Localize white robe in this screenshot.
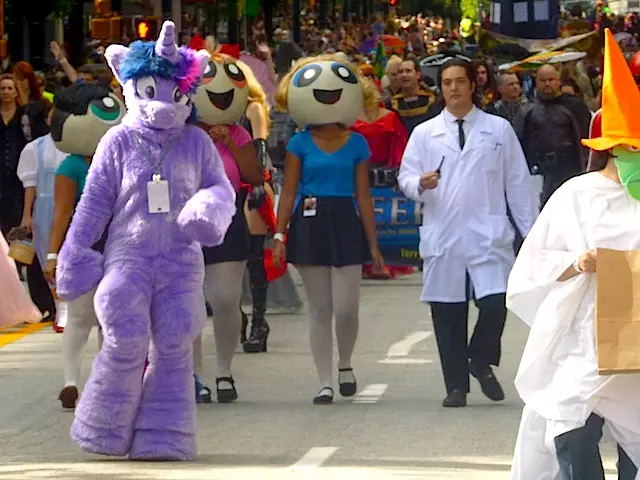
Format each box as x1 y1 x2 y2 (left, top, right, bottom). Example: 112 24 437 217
507 172 640 479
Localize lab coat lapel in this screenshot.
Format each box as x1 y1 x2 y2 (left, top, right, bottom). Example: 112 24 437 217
462 110 493 155
430 112 460 153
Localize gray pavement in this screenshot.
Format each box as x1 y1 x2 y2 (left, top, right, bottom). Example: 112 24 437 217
0 273 620 479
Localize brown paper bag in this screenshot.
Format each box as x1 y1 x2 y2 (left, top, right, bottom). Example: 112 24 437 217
596 248 640 375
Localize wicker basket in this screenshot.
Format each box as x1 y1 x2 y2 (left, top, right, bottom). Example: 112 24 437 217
8 241 35 265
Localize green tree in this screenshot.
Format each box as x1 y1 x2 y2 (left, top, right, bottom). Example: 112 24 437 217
460 0 478 20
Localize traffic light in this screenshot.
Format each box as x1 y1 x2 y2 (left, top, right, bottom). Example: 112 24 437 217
389 0 398 5
135 18 159 40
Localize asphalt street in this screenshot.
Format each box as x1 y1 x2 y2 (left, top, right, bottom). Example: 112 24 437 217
0 272 621 479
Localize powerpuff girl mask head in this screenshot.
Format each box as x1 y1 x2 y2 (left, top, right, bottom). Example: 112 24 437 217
51 82 125 157
286 58 364 128
614 146 640 200
193 54 249 126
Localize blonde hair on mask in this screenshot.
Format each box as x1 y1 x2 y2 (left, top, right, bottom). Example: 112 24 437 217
236 59 271 130
275 54 374 114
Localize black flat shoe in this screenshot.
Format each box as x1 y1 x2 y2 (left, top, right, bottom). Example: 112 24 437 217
313 387 334 405
216 376 238 403
469 362 505 402
442 389 467 408
338 368 357 397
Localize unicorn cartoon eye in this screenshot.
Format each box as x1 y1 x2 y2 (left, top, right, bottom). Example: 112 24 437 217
331 63 357 84
135 76 157 100
172 87 190 106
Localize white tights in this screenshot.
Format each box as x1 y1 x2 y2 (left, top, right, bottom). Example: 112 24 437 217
297 265 361 389
61 289 100 387
194 261 246 386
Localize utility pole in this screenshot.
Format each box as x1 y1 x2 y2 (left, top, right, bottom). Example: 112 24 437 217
0 0 5 62
293 0 301 43
228 0 238 44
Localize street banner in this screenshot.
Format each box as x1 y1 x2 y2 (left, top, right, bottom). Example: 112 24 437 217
479 29 598 54
369 168 422 266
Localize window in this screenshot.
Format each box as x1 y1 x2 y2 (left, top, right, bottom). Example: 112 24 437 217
514 2 528 22
534 0 549 20
491 2 502 23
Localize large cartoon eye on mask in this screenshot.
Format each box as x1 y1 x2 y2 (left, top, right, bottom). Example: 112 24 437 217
52 85 126 157
614 145 640 200
287 60 363 128
193 58 249 126
90 96 121 123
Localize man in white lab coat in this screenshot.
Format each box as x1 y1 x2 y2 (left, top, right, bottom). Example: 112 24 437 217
398 58 538 408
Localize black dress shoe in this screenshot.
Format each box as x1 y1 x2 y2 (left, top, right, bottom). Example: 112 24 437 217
443 389 467 408
469 362 505 402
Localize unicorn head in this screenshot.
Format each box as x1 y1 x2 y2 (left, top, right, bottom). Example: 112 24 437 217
104 21 210 130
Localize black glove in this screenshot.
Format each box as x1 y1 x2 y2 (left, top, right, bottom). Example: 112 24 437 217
247 185 266 210
253 138 268 171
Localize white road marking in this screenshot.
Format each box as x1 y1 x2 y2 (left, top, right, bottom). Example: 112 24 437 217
378 331 433 364
385 332 432 357
378 358 433 365
353 383 387 404
291 447 338 470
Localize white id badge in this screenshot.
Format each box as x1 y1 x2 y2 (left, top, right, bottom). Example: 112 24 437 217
303 197 317 217
147 179 170 213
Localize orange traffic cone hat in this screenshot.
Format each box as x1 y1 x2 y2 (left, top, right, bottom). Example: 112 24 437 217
582 29 640 151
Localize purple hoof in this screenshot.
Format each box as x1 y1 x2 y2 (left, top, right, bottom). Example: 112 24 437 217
129 429 196 461
71 418 130 457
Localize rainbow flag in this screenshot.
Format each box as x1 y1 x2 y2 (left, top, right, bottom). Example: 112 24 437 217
373 36 387 79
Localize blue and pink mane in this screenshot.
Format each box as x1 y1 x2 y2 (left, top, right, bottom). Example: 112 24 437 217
118 41 203 95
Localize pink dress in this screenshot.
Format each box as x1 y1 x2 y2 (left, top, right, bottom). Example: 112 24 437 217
0 232 42 327
214 124 252 191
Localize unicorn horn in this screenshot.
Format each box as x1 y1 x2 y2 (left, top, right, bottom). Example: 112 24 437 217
155 21 180 64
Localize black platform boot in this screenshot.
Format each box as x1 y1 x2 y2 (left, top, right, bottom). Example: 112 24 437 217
244 235 270 353
240 308 249 344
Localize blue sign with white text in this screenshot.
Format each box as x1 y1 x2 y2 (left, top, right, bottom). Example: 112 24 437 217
371 174 422 266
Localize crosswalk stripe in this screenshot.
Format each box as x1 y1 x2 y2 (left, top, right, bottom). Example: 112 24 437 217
0 322 52 348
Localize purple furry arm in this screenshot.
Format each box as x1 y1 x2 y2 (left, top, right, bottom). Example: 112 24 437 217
56 134 119 301
177 131 236 246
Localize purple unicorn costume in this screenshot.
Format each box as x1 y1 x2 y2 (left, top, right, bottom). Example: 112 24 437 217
55 21 236 460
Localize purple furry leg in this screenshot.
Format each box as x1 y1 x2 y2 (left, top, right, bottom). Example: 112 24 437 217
129 345 196 460
129 267 206 461
71 266 152 457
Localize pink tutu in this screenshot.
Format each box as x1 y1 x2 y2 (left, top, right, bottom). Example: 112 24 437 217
0 232 42 328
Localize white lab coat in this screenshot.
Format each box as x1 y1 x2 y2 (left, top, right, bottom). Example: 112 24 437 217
507 172 640 479
398 107 538 302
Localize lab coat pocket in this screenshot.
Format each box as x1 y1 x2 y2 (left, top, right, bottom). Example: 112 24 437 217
488 214 514 249
419 224 443 258
482 162 503 215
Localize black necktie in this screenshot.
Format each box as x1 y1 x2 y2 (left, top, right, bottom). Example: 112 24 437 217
456 119 465 150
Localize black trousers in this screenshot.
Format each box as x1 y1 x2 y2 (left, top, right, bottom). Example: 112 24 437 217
429 275 507 394
26 259 56 319
554 414 637 480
